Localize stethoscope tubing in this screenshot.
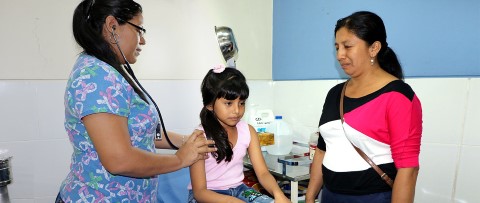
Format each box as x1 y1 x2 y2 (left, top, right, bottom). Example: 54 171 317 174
111 28 178 150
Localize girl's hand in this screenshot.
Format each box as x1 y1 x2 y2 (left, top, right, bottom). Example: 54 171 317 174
175 130 216 167
274 195 291 203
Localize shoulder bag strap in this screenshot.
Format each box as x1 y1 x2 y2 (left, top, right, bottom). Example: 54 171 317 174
340 80 394 188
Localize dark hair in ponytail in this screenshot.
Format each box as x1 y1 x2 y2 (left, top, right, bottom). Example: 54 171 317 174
200 68 249 163
72 0 147 100
335 11 404 79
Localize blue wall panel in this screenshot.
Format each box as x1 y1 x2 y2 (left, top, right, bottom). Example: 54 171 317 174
273 0 480 80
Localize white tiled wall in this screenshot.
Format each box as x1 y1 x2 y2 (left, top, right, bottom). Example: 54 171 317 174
0 78 479 202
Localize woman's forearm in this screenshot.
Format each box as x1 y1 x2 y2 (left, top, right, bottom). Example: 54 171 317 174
84 113 187 177
392 167 419 203
256 171 285 197
105 146 187 177
305 149 325 203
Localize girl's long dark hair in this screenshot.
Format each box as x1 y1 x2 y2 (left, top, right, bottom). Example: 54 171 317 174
200 68 249 163
72 0 147 101
335 11 404 80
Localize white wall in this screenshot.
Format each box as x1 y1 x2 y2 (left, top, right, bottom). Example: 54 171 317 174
0 0 272 80
0 0 479 203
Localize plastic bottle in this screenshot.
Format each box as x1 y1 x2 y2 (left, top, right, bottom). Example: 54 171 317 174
244 104 275 132
244 104 275 152
266 116 293 155
242 103 258 124
257 127 274 147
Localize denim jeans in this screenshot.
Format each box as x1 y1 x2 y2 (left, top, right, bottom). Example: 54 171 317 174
188 183 274 203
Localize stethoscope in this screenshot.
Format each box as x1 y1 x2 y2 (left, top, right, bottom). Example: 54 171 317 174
111 25 179 150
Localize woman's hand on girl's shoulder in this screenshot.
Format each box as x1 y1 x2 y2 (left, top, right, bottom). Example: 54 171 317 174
175 130 216 167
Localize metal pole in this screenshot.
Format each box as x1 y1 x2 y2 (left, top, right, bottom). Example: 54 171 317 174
0 186 10 203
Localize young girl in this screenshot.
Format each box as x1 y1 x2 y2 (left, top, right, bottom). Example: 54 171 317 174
188 65 290 203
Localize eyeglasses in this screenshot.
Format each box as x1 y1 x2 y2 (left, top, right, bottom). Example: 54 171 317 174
117 18 146 38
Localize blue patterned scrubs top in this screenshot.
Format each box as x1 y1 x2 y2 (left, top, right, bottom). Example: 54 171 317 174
59 53 159 202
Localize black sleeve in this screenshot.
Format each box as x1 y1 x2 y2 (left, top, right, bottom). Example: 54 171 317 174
316 83 344 151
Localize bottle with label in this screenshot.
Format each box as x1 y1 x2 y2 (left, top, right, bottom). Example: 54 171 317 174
244 104 275 131
244 104 275 151
266 116 293 155
257 128 274 147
